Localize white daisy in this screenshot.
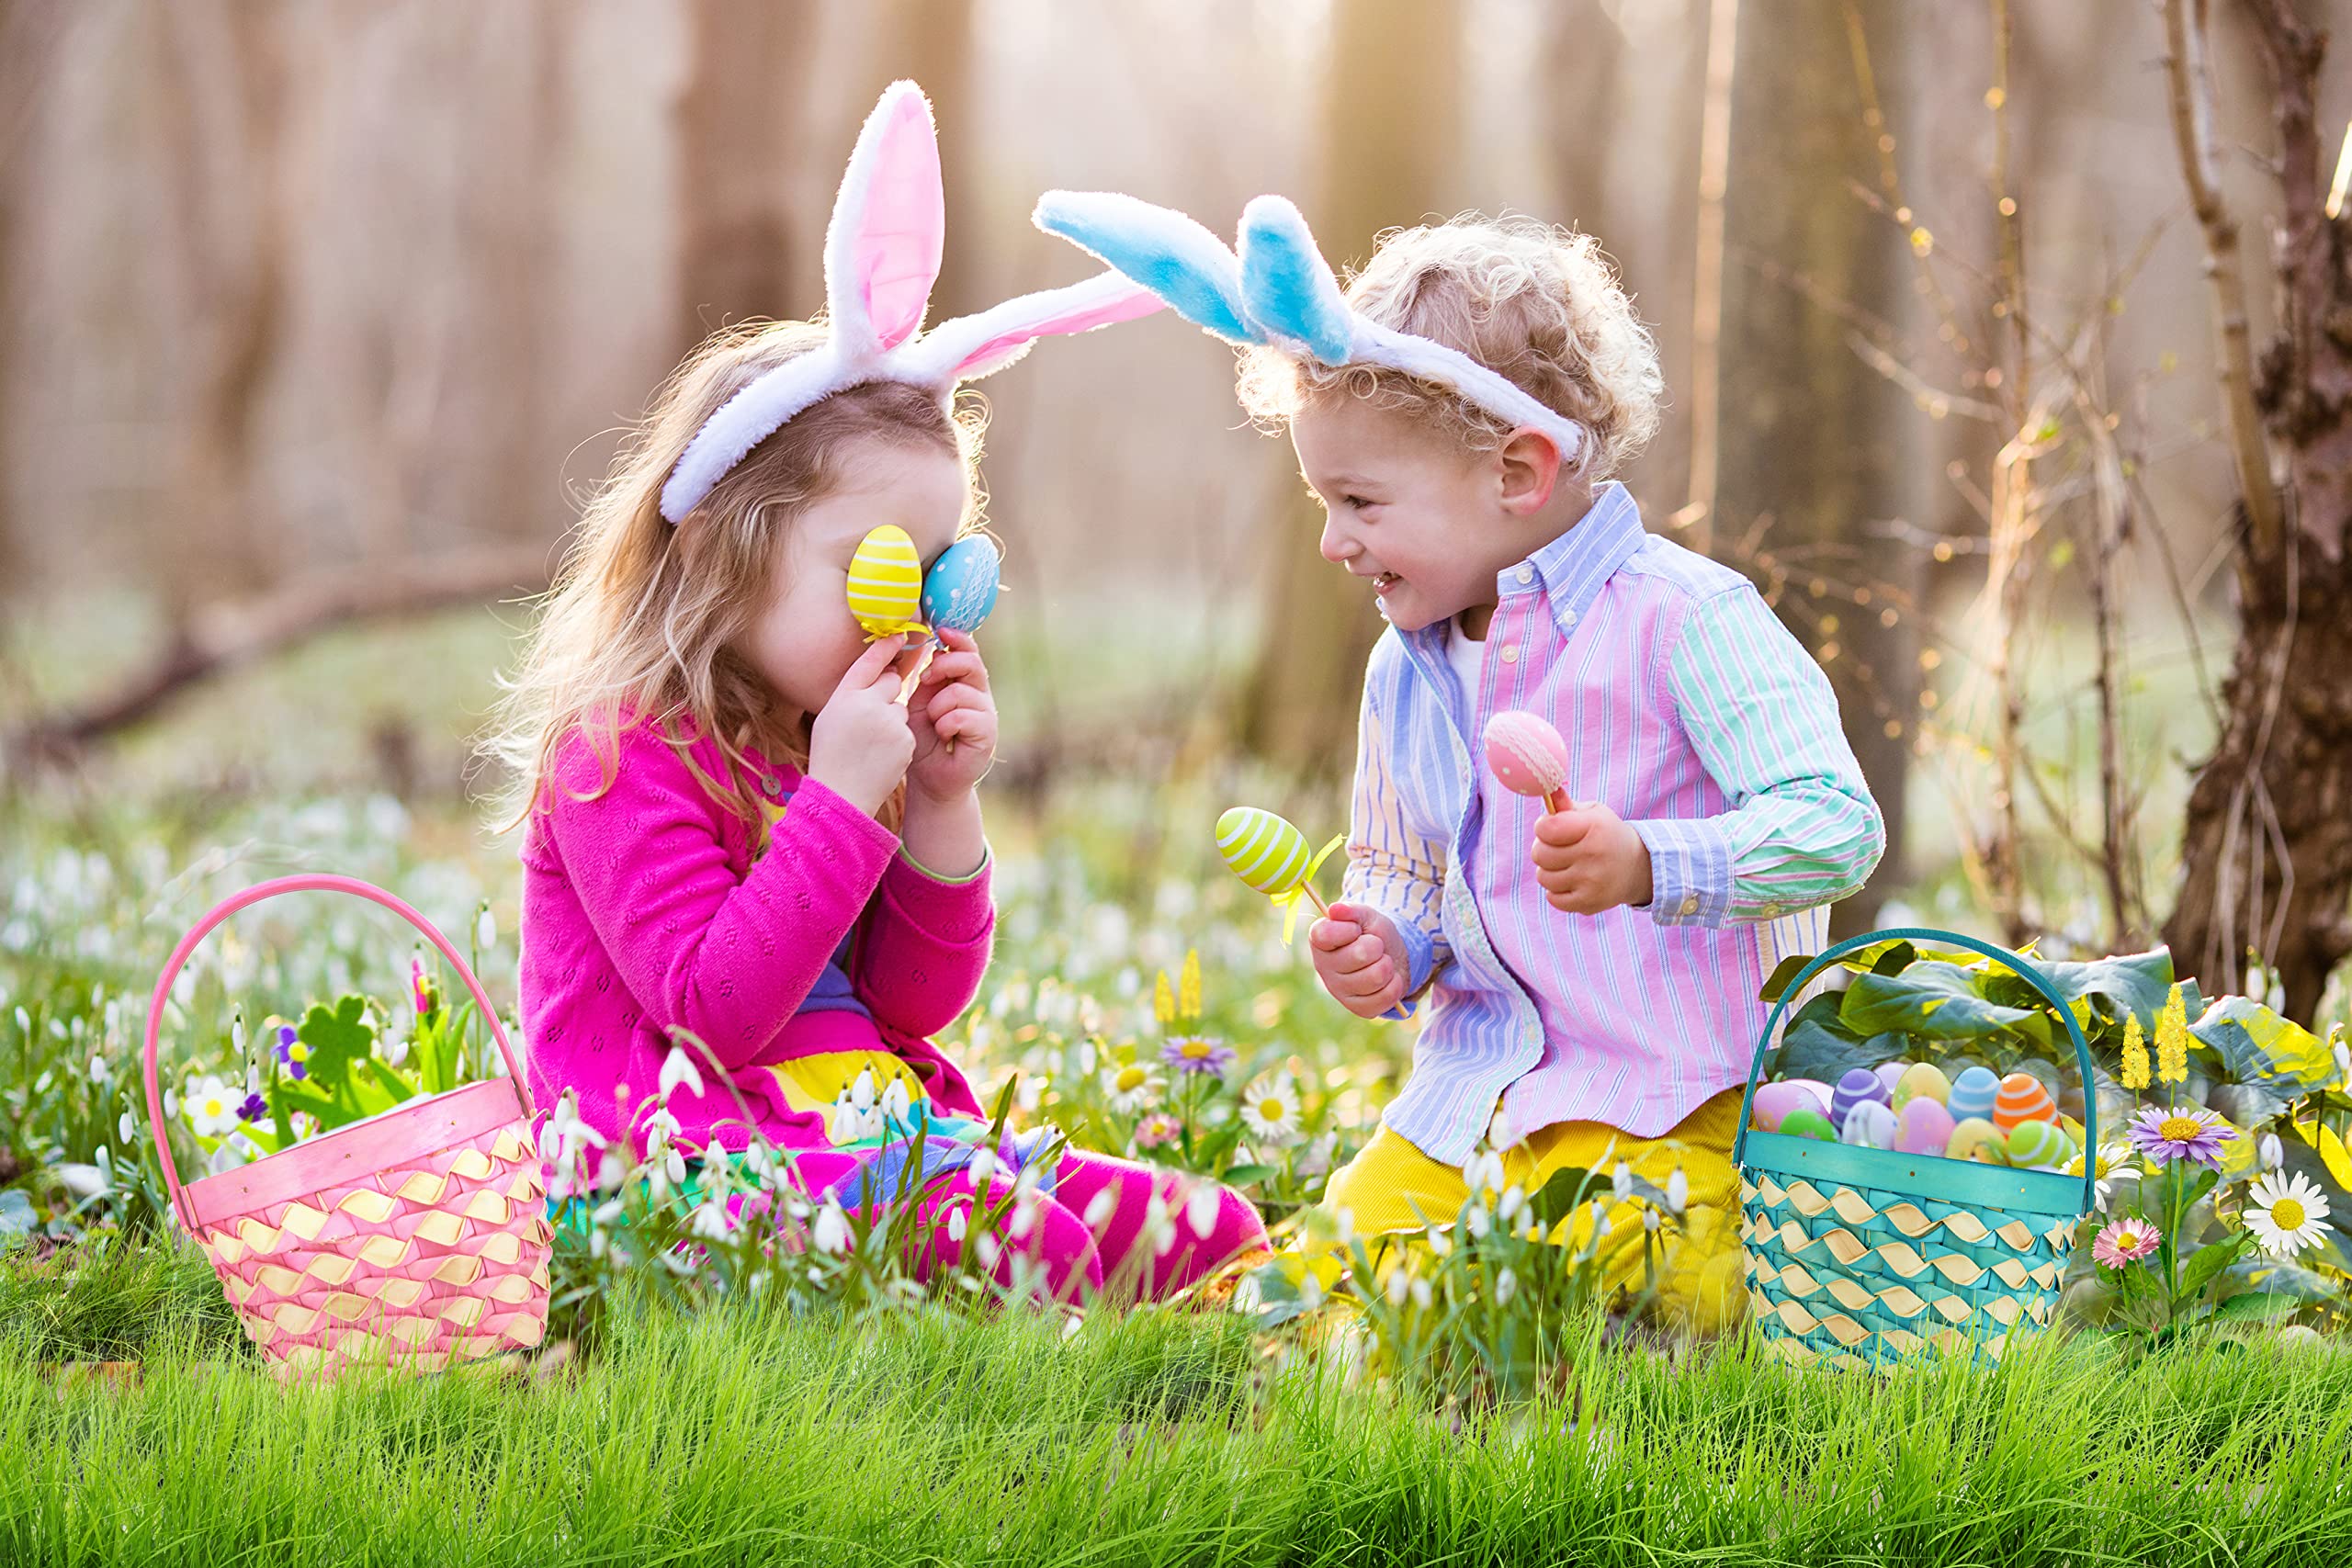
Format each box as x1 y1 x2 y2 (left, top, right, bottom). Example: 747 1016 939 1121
2244 1170 2332 1259
185 1075 237 1139
1099 1058 1164 1115
1238 1073 1303 1146
2069 1141 2140 1213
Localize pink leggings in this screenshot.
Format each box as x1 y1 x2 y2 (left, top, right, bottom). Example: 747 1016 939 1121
780 1146 1268 1303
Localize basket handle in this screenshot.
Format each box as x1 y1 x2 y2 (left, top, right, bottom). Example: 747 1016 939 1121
141 873 535 1233
1730 925 2097 1213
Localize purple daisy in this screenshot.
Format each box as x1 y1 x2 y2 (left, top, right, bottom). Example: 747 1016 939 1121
273 1022 310 1081
1159 1036 1236 1077
2125 1103 2236 1171
236 1091 267 1122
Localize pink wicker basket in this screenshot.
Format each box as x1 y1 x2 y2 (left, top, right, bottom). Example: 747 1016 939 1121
141 874 550 1378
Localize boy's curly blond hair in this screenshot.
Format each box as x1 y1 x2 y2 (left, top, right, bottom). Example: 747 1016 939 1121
1237 215 1663 481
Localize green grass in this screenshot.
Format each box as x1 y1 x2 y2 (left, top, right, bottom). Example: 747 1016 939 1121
3 1249 2348 1567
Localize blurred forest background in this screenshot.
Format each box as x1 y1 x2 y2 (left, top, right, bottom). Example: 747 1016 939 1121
1 0 2348 1016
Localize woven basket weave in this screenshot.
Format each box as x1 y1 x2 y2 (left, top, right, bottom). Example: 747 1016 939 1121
141 874 549 1379
1733 927 2096 1371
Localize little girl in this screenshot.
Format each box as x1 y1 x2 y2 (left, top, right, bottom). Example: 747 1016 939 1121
1036 193 1885 1330
491 84 1265 1301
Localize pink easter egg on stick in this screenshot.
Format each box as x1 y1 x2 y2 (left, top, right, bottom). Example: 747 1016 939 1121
1482 711 1571 814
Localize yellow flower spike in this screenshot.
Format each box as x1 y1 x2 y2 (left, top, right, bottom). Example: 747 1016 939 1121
2155 983 2191 1086
1179 949 1202 1021
1154 972 1174 1025
2120 1011 2150 1092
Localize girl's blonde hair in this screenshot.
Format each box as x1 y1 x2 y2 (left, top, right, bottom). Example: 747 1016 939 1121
1237 215 1662 480
483 321 983 834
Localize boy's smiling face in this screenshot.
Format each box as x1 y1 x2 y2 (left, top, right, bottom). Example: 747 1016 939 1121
1291 395 1579 635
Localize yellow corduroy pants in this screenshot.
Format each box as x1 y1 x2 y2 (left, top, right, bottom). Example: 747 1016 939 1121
1318 1086 1749 1335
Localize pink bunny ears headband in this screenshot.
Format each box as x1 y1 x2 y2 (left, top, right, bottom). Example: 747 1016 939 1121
660 83 1165 525
1032 191 1588 468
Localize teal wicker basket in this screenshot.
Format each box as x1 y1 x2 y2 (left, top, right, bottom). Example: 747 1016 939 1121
1733 928 2097 1370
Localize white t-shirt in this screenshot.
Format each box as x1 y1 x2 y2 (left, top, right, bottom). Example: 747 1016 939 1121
1446 614 1486 708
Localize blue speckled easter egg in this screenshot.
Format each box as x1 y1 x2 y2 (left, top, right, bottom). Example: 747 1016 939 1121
921 536 1001 636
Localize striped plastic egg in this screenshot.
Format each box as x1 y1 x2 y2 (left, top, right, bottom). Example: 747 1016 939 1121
1894 1098 1954 1156
1944 1117 2005 1164
1992 1071 2058 1130
1946 1065 2001 1124
920 535 1001 636
847 525 927 638
1893 1062 1951 1111
1215 807 1312 897
1830 1067 1891 1128
1751 1080 1826 1133
2005 1120 2073 1170
1840 1100 1899 1149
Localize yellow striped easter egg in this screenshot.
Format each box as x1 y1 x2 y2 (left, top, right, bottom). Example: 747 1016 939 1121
1216 807 1311 897
846 525 927 637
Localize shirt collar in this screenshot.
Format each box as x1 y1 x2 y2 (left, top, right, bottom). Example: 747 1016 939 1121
1517 480 1645 640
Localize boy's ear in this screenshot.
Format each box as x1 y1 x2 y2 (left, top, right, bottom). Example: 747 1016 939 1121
1496 428 1564 515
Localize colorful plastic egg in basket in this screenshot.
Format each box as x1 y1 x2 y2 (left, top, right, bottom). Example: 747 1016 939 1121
141 874 550 1380
1733 927 2095 1371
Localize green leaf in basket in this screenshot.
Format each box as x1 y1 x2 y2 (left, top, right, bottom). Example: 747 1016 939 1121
1839 959 2039 1041
1759 953 1812 1004
2188 997 2336 1099
1774 993 1909 1083
296 995 376 1092
1983 947 2176 1035
2209 1292 2300 1324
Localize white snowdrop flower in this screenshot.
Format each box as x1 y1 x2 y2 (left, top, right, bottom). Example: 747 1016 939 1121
2260 1133 2284 1171
1494 1268 1519 1306
663 1147 688 1186
657 1046 705 1103
1185 1183 1220 1239
593 1200 626 1228
476 906 498 951
1335 1206 1356 1247
812 1201 854 1254
1498 1185 1525 1224
967 1148 998 1189
1385 1267 1412 1306
1645 1207 1662 1234
1078 1037 1099 1076
1428 1226 1453 1258
1611 1162 1633 1202
1591 1202 1611 1238
88 1054 107 1085
118 1111 135 1145
829 1096 863 1145
879 1077 912 1125
1465 1204 1492 1240
2334 1034 2350 1087
1487 1105 1517 1150
690 1201 732 1242
976 1234 1003 1269
1297 1271 1324 1311
851 1067 876 1112
380 1035 410 1068
947 1204 969 1242
1083 1188 1118 1230
1666 1168 1689 1215
1012 1163 1043 1206
163 1089 177 1121
1010 1201 1037 1239
1016 1076 1046 1113
231 1014 244 1055
590 1228 609 1259
1061 1313 1085 1342
1409 1278 1432 1311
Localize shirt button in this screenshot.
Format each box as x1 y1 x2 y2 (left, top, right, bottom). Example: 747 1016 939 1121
761 775 782 796
1761 901 1783 918
1498 645 1520 664
1679 895 1700 917
1515 567 1534 584
1563 610 1579 628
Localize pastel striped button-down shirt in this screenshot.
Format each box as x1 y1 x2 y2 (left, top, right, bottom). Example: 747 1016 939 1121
1346 482 1885 1168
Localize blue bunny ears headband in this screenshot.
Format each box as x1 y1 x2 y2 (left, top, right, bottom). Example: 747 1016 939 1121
1033 191 1588 467
660 83 1163 525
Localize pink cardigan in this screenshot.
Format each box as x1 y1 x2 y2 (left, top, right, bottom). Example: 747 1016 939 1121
518 716 992 1159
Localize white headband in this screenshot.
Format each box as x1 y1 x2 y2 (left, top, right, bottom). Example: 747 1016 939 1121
661 82 1164 524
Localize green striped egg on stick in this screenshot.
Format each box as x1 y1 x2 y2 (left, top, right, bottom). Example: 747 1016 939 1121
1216 807 1344 939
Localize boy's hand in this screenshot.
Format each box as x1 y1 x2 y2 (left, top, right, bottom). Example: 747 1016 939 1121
905 628 997 803
808 634 916 818
1532 802 1655 915
1310 901 1408 1019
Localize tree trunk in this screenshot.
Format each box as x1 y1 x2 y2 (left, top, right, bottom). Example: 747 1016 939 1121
1238 0 1463 770
0 1 67 595
673 0 810 352
2163 0 2352 1018
1715 0 1922 937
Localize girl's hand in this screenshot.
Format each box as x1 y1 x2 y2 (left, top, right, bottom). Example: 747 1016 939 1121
906 628 997 803
808 634 916 818
1531 802 1655 915
1309 901 1408 1019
